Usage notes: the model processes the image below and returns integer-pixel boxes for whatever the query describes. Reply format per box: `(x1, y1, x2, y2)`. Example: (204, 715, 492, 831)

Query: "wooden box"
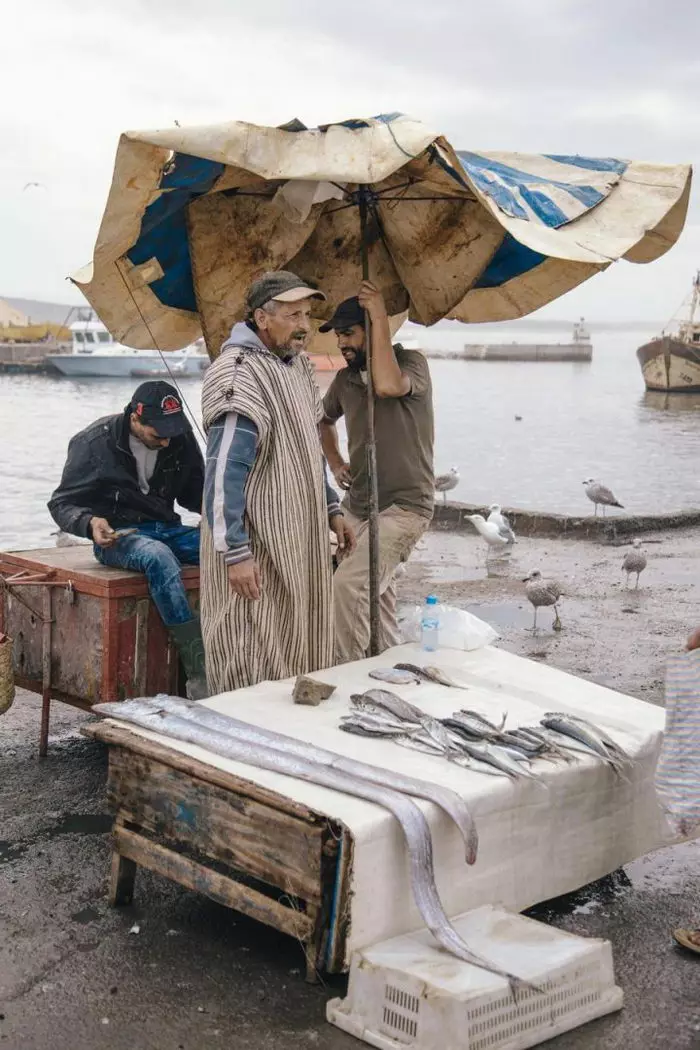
(0, 546, 199, 752)
(83, 722, 352, 980)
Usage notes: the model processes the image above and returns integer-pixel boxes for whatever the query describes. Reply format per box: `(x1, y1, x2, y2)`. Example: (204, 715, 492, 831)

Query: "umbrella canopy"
(72, 113, 691, 355)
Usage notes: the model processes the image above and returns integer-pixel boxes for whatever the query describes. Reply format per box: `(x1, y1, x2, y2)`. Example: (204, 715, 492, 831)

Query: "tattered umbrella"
(72, 113, 692, 654)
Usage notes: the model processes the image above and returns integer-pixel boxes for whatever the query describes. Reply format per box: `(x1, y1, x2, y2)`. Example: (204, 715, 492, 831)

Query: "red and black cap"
(129, 381, 188, 438)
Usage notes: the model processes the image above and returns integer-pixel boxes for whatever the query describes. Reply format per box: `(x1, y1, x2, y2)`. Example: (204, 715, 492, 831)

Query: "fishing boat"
(46, 315, 209, 378)
(637, 272, 700, 392)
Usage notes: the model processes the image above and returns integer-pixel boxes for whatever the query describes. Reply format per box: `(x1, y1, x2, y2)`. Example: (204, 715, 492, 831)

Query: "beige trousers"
(334, 504, 429, 664)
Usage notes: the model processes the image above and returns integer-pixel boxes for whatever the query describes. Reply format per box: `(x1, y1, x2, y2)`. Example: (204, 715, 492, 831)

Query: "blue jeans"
(94, 522, 200, 627)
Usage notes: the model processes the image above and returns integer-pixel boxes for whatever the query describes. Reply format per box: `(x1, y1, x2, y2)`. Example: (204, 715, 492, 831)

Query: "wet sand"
(400, 523, 700, 705)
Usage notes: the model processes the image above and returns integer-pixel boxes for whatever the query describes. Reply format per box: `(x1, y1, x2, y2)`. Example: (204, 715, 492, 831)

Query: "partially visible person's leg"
(333, 506, 427, 663)
(94, 529, 207, 698)
(160, 524, 201, 566)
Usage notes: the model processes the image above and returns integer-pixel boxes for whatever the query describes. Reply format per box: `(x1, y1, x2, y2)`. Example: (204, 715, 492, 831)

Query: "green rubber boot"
(169, 617, 209, 701)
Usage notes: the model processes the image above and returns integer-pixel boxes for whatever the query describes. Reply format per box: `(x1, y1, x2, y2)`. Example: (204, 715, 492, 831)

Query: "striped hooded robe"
(201, 324, 335, 693)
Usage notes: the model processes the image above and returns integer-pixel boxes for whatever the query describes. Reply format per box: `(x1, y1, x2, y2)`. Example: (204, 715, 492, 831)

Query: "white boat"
(46, 317, 209, 378)
(636, 272, 700, 392)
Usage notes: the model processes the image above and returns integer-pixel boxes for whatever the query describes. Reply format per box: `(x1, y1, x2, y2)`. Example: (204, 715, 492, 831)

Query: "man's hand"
(331, 461, 352, 490)
(89, 517, 116, 547)
(227, 559, 262, 600)
(357, 280, 388, 322)
(687, 628, 700, 651)
(330, 513, 356, 561)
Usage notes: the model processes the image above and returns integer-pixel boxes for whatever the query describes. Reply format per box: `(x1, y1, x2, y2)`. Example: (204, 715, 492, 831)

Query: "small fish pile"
(340, 691, 633, 782)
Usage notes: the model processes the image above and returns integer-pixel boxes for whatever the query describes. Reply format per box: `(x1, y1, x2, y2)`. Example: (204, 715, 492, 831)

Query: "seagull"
(467, 514, 513, 560)
(487, 504, 516, 546)
(435, 466, 459, 503)
(523, 570, 562, 631)
(583, 478, 624, 517)
(23, 181, 46, 191)
(622, 539, 647, 589)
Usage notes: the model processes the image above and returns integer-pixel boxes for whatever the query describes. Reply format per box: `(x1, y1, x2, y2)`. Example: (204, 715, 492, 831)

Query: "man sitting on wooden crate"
(47, 380, 207, 699)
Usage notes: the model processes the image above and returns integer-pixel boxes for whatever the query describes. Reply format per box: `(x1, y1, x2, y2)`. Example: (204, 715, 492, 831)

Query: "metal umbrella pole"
(358, 185, 381, 656)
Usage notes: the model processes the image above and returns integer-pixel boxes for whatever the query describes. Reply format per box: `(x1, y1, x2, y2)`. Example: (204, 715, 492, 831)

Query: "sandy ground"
(1, 524, 700, 1049)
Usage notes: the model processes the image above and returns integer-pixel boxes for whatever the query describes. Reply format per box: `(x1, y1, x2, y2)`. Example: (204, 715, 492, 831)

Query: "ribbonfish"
(96, 695, 478, 866)
(94, 699, 535, 995)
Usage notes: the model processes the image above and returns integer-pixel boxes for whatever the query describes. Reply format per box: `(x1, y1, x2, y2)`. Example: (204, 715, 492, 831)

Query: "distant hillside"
(1, 297, 79, 326)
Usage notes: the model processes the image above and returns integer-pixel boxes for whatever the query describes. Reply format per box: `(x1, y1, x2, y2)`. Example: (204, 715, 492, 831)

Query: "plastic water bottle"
(421, 595, 440, 652)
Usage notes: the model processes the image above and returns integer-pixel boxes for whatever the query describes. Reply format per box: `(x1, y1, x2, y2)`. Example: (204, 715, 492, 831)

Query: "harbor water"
(2, 321, 700, 552)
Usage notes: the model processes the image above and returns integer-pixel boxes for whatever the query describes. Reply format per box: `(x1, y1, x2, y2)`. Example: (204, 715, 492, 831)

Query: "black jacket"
(48, 407, 204, 538)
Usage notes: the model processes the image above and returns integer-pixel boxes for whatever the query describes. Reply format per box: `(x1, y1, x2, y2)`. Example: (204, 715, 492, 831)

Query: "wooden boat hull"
(636, 336, 700, 392)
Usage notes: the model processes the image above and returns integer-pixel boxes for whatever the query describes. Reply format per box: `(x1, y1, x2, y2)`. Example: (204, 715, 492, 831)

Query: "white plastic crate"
(327, 905, 623, 1050)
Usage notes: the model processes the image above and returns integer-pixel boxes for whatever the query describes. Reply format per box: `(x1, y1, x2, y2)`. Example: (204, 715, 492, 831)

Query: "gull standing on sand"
(487, 504, 516, 546)
(622, 539, 647, 589)
(583, 478, 624, 517)
(467, 514, 514, 560)
(435, 466, 459, 503)
(523, 570, 562, 631)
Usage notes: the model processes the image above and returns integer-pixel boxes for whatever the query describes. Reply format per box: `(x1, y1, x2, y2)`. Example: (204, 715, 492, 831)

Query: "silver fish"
(369, 668, 422, 686)
(545, 713, 631, 767)
(456, 740, 541, 781)
(351, 689, 426, 724)
(340, 714, 420, 739)
(94, 699, 533, 995)
(340, 721, 410, 739)
(394, 663, 469, 690)
(541, 715, 627, 775)
(515, 726, 578, 764)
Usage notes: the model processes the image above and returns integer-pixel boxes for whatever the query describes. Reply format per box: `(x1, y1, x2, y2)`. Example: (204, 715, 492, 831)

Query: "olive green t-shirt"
(322, 346, 434, 520)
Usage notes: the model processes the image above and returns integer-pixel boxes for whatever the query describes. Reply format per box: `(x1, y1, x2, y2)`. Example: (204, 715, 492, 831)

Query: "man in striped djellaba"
(200, 272, 355, 693)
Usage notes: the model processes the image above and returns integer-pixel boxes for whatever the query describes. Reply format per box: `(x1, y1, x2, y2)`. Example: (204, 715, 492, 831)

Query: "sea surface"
(2, 320, 700, 551)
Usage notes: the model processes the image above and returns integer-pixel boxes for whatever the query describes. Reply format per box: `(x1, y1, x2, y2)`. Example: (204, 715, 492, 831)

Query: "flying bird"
(622, 539, 647, 589)
(523, 570, 562, 631)
(434, 466, 459, 503)
(23, 181, 46, 191)
(583, 478, 624, 517)
(487, 504, 516, 545)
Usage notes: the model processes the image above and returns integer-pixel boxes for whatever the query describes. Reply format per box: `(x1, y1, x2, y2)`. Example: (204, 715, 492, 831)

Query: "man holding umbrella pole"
(320, 280, 435, 663)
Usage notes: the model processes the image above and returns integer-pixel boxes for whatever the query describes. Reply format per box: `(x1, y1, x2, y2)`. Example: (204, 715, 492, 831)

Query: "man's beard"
(344, 349, 366, 373)
(271, 331, 308, 361)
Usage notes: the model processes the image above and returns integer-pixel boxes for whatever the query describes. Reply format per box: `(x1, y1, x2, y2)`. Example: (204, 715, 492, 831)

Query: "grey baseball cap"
(246, 271, 326, 314)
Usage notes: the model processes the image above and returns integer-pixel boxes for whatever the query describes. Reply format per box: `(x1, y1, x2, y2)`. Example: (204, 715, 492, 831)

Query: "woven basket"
(0, 635, 15, 714)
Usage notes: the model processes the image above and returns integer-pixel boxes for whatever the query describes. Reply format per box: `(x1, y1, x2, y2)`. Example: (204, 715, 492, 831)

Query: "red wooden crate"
(0, 546, 199, 752)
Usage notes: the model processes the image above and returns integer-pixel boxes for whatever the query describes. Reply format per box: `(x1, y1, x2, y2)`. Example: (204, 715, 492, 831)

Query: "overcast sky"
(3, 0, 698, 322)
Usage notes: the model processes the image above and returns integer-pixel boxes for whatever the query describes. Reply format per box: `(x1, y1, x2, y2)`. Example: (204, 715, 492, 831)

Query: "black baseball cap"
(319, 297, 365, 333)
(129, 381, 188, 438)
(246, 270, 326, 314)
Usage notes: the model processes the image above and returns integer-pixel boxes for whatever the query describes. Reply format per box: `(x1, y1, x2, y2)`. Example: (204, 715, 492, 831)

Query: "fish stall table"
(0, 546, 199, 755)
(83, 643, 668, 980)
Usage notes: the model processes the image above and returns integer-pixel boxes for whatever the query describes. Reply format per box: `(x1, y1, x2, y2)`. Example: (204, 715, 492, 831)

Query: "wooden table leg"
(39, 587, 52, 758)
(109, 850, 137, 907)
(38, 688, 51, 758)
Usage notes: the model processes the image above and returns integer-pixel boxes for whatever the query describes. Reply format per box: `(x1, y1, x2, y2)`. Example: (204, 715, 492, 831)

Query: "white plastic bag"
(399, 604, 498, 651)
(655, 650, 700, 838)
